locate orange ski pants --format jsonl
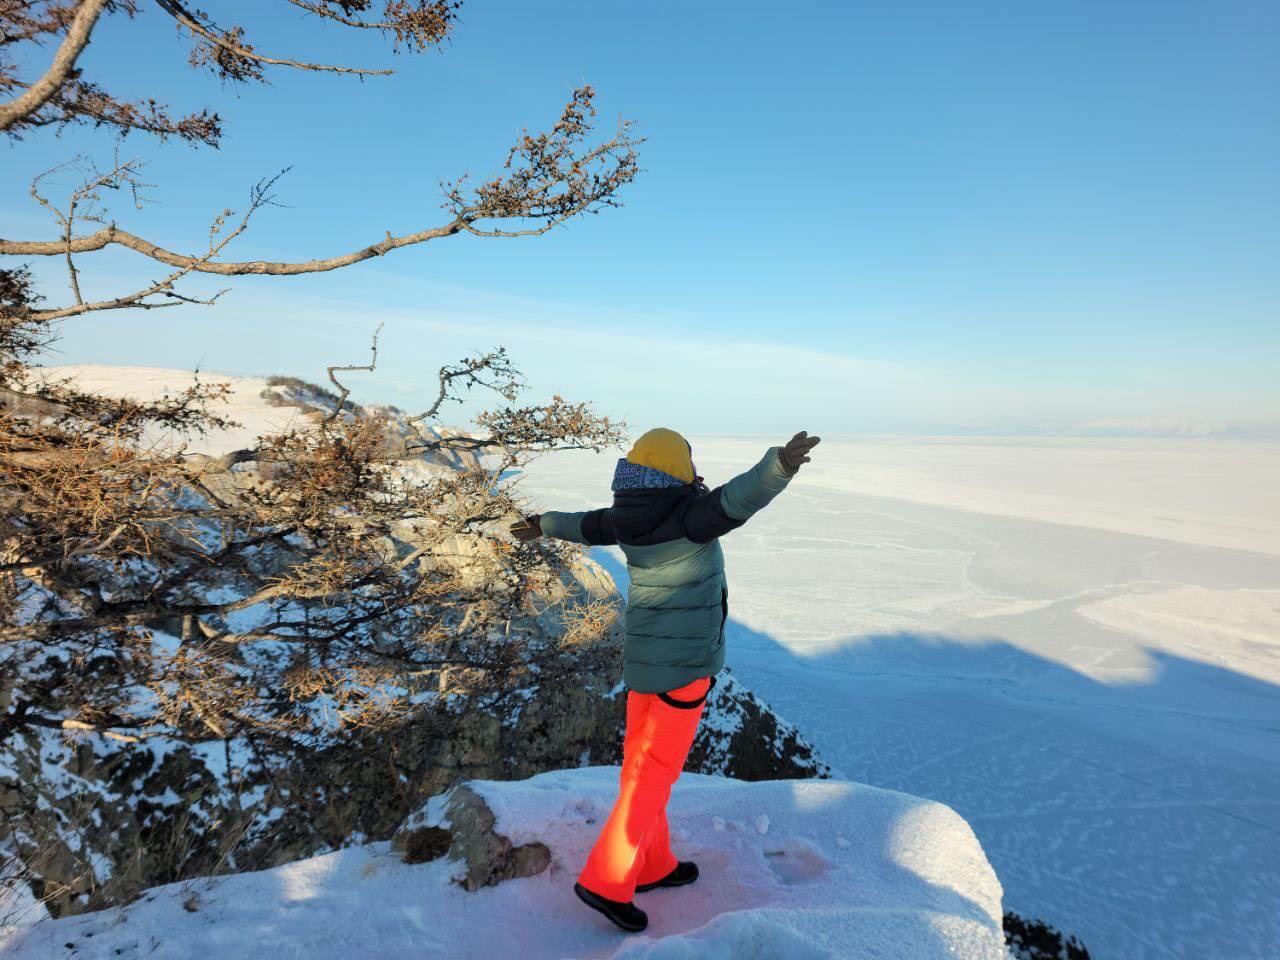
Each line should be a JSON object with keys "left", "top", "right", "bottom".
{"left": 577, "top": 676, "right": 712, "bottom": 903}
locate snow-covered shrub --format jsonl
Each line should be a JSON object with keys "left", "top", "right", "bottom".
{"left": 0, "top": 318, "right": 629, "bottom": 913}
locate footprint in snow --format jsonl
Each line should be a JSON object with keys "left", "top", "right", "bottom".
{"left": 763, "top": 838, "right": 833, "bottom": 886}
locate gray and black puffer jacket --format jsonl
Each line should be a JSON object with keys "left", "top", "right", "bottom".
{"left": 539, "top": 447, "right": 795, "bottom": 693}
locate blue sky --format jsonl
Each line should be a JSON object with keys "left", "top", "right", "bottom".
{"left": 5, "top": 0, "right": 1278, "bottom": 434}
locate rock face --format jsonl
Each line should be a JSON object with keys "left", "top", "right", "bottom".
{"left": 259, "top": 375, "right": 486, "bottom": 473}
{"left": 682, "top": 672, "right": 831, "bottom": 781}
{"left": 1004, "top": 912, "right": 1092, "bottom": 960}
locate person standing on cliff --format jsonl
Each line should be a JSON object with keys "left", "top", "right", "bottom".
{"left": 510, "top": 428, "right": 821, "bottom": 932}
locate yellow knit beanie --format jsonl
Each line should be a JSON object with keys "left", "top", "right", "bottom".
{"left": 626, "top": 428, "right": 694, "bottom": 484}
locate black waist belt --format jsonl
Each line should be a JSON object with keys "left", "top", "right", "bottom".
{"left": 657, "top": 673, "right": 717, "bottom": 709}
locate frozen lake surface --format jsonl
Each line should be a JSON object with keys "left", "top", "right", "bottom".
{"left": 517, "top": 436, "right": 1280, "bottom": 960}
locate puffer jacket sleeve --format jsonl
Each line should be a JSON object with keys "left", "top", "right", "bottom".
{"left": 538, "top": 508, "right": 617, "bottom": 546}
{"left": 681, "top": 446, "right": 795, "bottom": 543}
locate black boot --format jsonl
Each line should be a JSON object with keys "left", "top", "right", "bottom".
{"left": 635, "top": 861, "right": 699, "bottom": 893}
{"left": 573, "top": 882, "right": 648, "bottom": 932}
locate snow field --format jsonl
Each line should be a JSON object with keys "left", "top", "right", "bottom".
{"left": 516, "top": 436, "right": 1280, "bottom": 959}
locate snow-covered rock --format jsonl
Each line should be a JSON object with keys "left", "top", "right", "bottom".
{"left": 687, "top": 672, "right": 831, "bottom": 781}
{"left": 0, "top": 837, "right": 47, "bottom": 928}
{"left": 33, "top": 364, "right": 484, "bottom": 471}
{"left": 32, "top": 365, "right": 306, "bottom": 457}
{"left": 0, "top": 768, "right": 1005, "bottom": 960}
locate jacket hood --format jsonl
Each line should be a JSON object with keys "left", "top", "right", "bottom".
{"left": 611, "top": 458, "right": 688, "bottom": 492}
{"left": 608, "top": 487, "right": 694, "bottom": 546}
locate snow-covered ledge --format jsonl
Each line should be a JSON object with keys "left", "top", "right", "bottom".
{"left": 2, "top": 768, "right": 1005, "bottom": 959}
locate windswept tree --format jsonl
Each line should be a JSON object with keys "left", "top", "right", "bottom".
{"left": 0, "top": 4, "right": 637, "bottom": 755}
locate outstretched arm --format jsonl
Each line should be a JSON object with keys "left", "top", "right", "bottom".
{"left": 511, "top": 508, "right": 617, "bottom": 546}
{"left": 682, "top": 431, "right": 820, "bottom": 543}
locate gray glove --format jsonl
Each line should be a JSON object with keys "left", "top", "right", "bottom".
{"left": 778, "top": 431, "right": 821, "bottom": 474}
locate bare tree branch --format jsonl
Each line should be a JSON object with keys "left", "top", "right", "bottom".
{"left": 0, "top": 2, "right": 81, "bottom": 47}
{"left": 0, "top": 217, "right": 465, "bottom": 275}
{"left": 14, "top": 76, "right": 223, "bottom": 146}
{"left": 411, "top": 348, "right": 522, "bottom": 425}
{"left": 0, "top": 0, "right": 110, "bottom": 132}
{"left": 1, "top": 89, "right": 640, "bottom": 286}
{"left": 29, "top": 153, "right": 149, "bottom": 306}
{"left": 27, "top": 169, "right": 284, "bottom": 320}
{"left": 282, "top": 0, "right": 461, "bottom": 52}
{"left": 154, "top": 0, "right": 393, "bottom": 77}
{"left": 325, "top": 322, "right": 384, "bottom": 424}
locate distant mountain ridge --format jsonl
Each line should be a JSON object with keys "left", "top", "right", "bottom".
{"left": 1056, "top": 417, "right": 1262, "bottom": 438}
{"left": 944, "top": 416, "right": 1277, "bottom": 439}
